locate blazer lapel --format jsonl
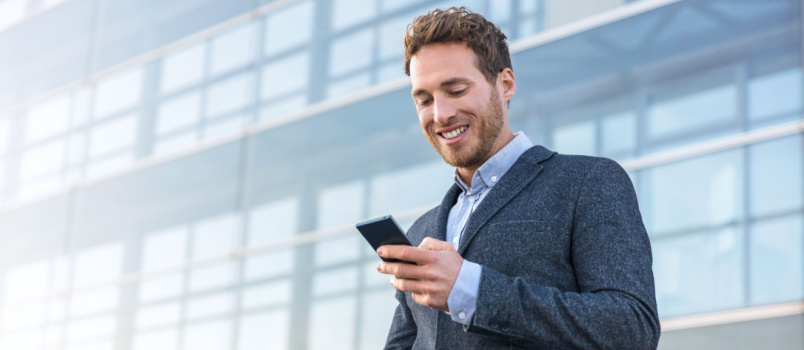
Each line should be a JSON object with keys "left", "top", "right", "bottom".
{"left": 431, "top": 183, "right": 461, "bottom": 241}
{"left": 458, "top": 146, "right": 555, "bottom": 255}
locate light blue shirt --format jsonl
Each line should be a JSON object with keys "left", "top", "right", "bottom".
{"left": 446, "top": 132, "right": 534, "bottom": 325}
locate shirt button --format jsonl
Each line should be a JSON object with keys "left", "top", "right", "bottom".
{"left": 452, "top": 236, "right": 459, "bottom": 244}
{"left": 458, "top": 312, "right": 466, "bottom": 320}
{"left": 491, "top": 175, "right": 497, "bottom": 182}
{"left": 468, "top": 195, "right": 474, "bottom": 201}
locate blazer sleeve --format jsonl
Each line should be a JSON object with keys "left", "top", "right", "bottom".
{"left": 464, "top": 158, "right": 661, "bottom": 349}
{"left": 384, "top": 289, "right": 417, "bottom": 349}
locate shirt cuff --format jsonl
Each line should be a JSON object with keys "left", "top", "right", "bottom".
{"left": 446, "top": 259, "right": 481, "bottom": 325}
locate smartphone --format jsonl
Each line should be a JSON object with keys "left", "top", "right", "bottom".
{"left": 356, "top": 215, "right": 415, "bottom": 264}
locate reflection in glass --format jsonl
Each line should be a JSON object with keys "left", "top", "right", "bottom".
{"left": 244, "top": 249, "right": 294, "bottom": 282}
{"left": 132, "top": 328, "right": 178, "bottom": 350}
{"left": 206, "top": 73, "right": 253, "bottom": 117}
{"left": 139, "top": 274, "right": 184, "bottom": 303}
{"left": 248, "top": 197, "right": 298, "bottom": 245}
{"left": 204, "top": 114, "right": 246, "bottom": 139}
{"left": 185, "top": 291, "right": 234, "bottom": 319}
{"left": 260, "top": 96, "right": 308, "bottom": 121}
{"left": 264, "top": 1, "right": 314, "bottom": 56}
{"left": 327, "top": 73, "right": 371, "bottom": 98}
{"left": 25, "top": 94, "right": 70, "bottom": 144}
{"left": 89, "top": 114, "right": 138, "bottom": 158}
{"left": 238, "top": 309, "right": 290, "bottom": 350}
{"left": 643, "top": 150, "right": 743, "bottom": 235}
{"left": 4, "top": 261, "right": 50, "bottom": 303}
{"left": 309, "top": 296, "right": 356, "bottom": 350}
{"left": 331, "top": 0, "right": 376, "bottom": 30}
{"left": 1, "top": 303, "right": 45, "bottom": 331}
{"left": 210, "top": 23, "right": 255, "bottom": 77}
{"left": 261, "top": 52, "right": 310, "bottom": 100}
{"left": 648, "top": 84, "right": 736, "bottom": 139}
{"left": 155, "top": 131, "right": 196, "bottom": 155}
{"left": 94, "top": 68, "right": 144, "bottom": 118}
{"left": 0, "top": 0, "right": 26, "bottom": 31}
{"left": 749, "top": 215, "right": 803, "bottom": 305}
{"left": 318, "top": 180, "right": 364, "bottom": 229}
{"left": 65, "top": 315, "right": 116, "bottom": 343}
{"left": 329, "top": 29, "right": 374, "bottom": 77}
{"left": 69, "top": 288, "right": 119, "bottom": 317}
{"left": 135, "top": 302, "right": 181, "bottom": 329}
{"left": 157, "top": 91, "right": 201, "bottom": 136}
{"left": 360, "top": 289, "right": 399, "bottom": 350}
{"left": 379, "top": 16, "right": 409, "bottom": 60}
{"left": 749, "top": 68, "right": 802, "bottom": 120}
{"left": 313, "top": 266, "right": 359, "bottom": 296}
{"left": 749, "top": 135, "right": 803, "bottom": 217}
{"left": 182, "top": 320, "right": 232, "bottom": 350}
{"left": 553, "top": 120, "right": 595, "bottom": 156}
{"left": 653, "top": 227, "right": 744, "bottom": 317}
{"left": 161, "top": 44, "right": 205, "bottom": 95}
{"left": 86, "top": 152, "right": 135, "bottom": 179}
{"left": 240, "top": 279, "right": 292, "bottom": 309}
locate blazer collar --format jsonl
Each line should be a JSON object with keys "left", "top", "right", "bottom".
{"left": 431, "top": 184, "right": 461, "bottom": 241}
{"left": 457, "top": 145, "right": 555, "bottom": 254}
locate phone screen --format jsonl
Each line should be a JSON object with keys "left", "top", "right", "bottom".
{"left": 355, "top": 215, "right": 415, "bottom": 264}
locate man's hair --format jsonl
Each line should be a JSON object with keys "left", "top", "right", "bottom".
{"left": 403, "top": 6, "right": 512, "bottom": 84}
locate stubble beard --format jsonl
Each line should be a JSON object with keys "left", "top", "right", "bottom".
{"left": 427, "top": 90, "right": 505, "bottom": 169}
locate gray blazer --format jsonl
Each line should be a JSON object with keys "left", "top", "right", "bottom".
{"left": 385, "top": 146, "right": 660, "bottom": 350}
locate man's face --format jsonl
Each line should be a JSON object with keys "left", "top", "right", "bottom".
{"left": 409, "top": 42, "right": 511, "bottom": 171}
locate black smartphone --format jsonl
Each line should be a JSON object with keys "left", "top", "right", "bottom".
{"left": 356, "top": 215, "right": 416, "bottom": 264}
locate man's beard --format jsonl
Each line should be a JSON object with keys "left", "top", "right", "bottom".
{"left": 427, "top": 90, "right": 505, "bottom": 169}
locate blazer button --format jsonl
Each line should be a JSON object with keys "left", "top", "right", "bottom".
{"left": 489, "top": 322, "right": 498, "bottom": 329}
{"left": 501, "top": 325, "right": 509, "bottom": 332}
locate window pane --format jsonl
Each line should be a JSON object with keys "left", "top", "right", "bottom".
{"left": 0, "top": 0, "right": 26, "bottom": 31}
{"left": 369, "top": 161, "right": 453, "bottom": 217}
{"left": 65, "top": 315, "right": 116, "bottom": 343}
{"left": 749, "top": 68, "right": 802, "bottom": 120}
{"left": 379, "top": 16, "right": 409, "bottom": 60}
{"left": 309, "top": 296, "right": 356, "bottom": 350}
{"left": 156, "top": 90, "right": 201, "bottom": 136}
{"left": 192, "top": 213, "right": 239, "bottom": 258}
{"left": 749, "top": 135, "right": 803, "bottom": 217}
{"left": 240, "top": 280, "right": 292, "bottom": 309}
{"left": 261, "top": 52, "right": 310, "bottom": 100}
{"left": 749, "top": 214, "right": 803, "bottom": 305}
{"left": 70, "top": 288, "right": 118, "bottom": 317}
{"left": 3, "top": 261, "right": 50, "bottom": 303}
{"left": 0, "top": 117, "right": 8, "bottom": 154}
{"left": 315, "top": 235, "right": 361, "bottom": 267}
{"left": 318, "top": 180, "right": 364, "bottom": 229}
{"left": 243, "top": 249, "right": 294, "bottom": 282}
{"left": 248, "top": 197, "right": 298, "bottom": 245}
{"left": 553, "top": 120, "right": 596, "bottom": 156}
{"left": 154, "top": 131, "right": 196, "bottom": 155}
{"left": 312, "top": 266, "right": 358, "bottom": 296}
{"left": 601, "top": 112, "right": 636, "bottom": 155}
{"left": 73, "top": 242, "right": 124, "bottom": 287}
{"left": 21, "top": 138, "right": 65, "bottom": 179}
{"left": 161, "top": 44, "right": 205, "bottom": 95}
{"left": 182, "top": 320, "right": 232, "bottom": 350}
{"left": 94, "top": 68, "right": 144, "bottom": 118}
{"left": 329, "top": 29, "right": 374, "bottom": 77}
{"left": 186, "top": 291, "right": 234, "bottom": 320}
{"left": 326, "top": 73, "right": 371, "bottom": 99}
{"left": 188, "top": 262, "right": 235, "bottom": 292}
{"left": 89, "top": 114, "right": 138, "bottom": 158}
{"left": 331, "top": 0, "right": 376, "bottom": 31}
{"left": 142, "top": 226, "right": 188, "bottom": 270}
{"left": 260, "top": 95, "right": 307, "bottom": 121}
{"left": 25, "top": 94, "right": 70, "bottom": 144}
{"left": 238, "top": 309, "right": 290, "bottom": 350}
{"left": 205, "top": 73, "right": 253, "bottom": 117}
{"left": 642, "top": 149, "right": 744, "bottom": 235}
{"left": 210, "top": 23, "right": 255, "bottom": 77}
{"left": 132, "top": 329, "right": 178, "bottom": 350}
{"left": 648, "top": 84, "right": 736, "bottom": 139}
{"left": 359, "top": 289, "right": 398, "bottom": 350}
{"left": 138, "top": 274, "right": 184, "bottom": 303}
{"left": 136, "top": 302, "right": 181, "bottom": 329}
{"left": 653, "top": 227, "right": 744, "bottom": 317}
{"left": 264, "top": 1, "right": 314, "bottom": 56}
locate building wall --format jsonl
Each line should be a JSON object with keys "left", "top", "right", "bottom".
{"left": 0, "top": 0, "right": 801, "bottom": 349}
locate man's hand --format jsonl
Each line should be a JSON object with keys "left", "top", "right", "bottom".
{"left": 376, "top": 237, "right": 463, "bottom": 312}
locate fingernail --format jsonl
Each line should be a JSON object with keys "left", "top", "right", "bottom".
{"left": 390, "top": 278, "right": 394, "bottom": 285}
{"left": 376, "top": 262, "right": 382, "bottom": 271}
{"left": 377, "top": 247, "right": 384, "bottom": 256}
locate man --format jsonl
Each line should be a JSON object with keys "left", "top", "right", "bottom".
{"left": 375, "top": 7, "right": 660, "bottom": 350}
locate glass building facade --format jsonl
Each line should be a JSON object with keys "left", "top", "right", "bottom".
{"left": 0, "top": 0, "right": 801, "bottom": 349}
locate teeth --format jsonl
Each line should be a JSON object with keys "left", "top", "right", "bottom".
{"left": 443, "top": 126, "right": 467, "bottom": 139}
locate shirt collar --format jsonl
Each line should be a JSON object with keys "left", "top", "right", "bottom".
{"left": 453, "top": 132, "right": 534, "bottom": 193}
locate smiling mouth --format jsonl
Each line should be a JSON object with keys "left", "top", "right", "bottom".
{"left": 440, "top": 126, "right": 468, "bottom": 140}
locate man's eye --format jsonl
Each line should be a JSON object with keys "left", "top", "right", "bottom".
{"left": 450, "top": 89, "right": 466, "bottom": 96}
{"left": 418, "top": 98, "right": 432, "bottom": 107}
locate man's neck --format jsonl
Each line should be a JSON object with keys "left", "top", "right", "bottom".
{"left": 456, "top": 132, "right": 516, "bottom": 186}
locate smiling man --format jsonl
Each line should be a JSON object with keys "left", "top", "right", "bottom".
{"left": 375, "top": 7, "right": 660, "bottom": 350}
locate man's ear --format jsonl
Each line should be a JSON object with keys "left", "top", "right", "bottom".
{"left": 498, "top": 68, "right": 516, "bottom": 103}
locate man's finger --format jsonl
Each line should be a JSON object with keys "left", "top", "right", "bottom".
{"left": 390, "top": 277, "right": 427, "bottom": 294}
{"left": 377, "top": 261, "right": 425, "bottom": 279}
{"left": 378, "top": 244, "right": 432, "bottom": 264}
{"left": 419, "top": 237, "right": 456, "bottom": 252}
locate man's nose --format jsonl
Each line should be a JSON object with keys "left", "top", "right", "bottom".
{"left": 433, "top": 97, "right": 457, "bottom": 125}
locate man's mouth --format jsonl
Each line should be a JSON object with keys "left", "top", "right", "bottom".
{"left": 441, "top": 126, "right": 468, "bottom": 140}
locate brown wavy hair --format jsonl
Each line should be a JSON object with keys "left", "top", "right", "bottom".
{"left": 403, "top": 6, "right": 512, "bottom": 84}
